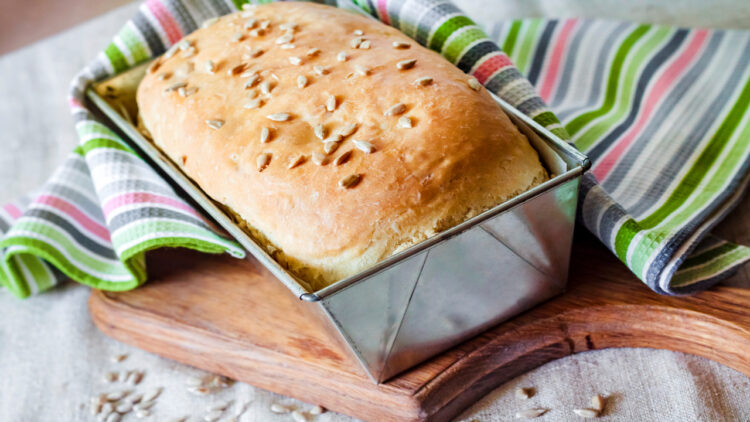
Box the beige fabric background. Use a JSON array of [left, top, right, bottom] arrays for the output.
[[1, 1, 750, 421]]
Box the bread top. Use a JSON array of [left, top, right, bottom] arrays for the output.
[[137, 2, 548, 290]]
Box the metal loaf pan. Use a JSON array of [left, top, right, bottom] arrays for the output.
[[87, 67, 589, 383]]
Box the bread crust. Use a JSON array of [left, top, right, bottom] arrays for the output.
[[137, 2, 548, 289]]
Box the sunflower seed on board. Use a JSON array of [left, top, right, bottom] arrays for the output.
[[396, 59, 417, 70], [115, 402, 132, 414], [515, 387, 532, 399], [266, 112, 291, 122], [337, 51, 348, 62], [189, 386, 211, 395], [591, 394, 605, 411], [314, 65, 329, 76], [339, 173, 361, 189], [413, 76, 433, 86], [204, 410, 223, 422], [288, 154, 306, 169], [165, 81, 187, 92], [134, 400, 156, 411], [515, 408, 548, 419], [359, 40, 371, 49], [573, 408, 600, 418], [260, 127, 271, 143], [105, 413, 121, 422], [129, 371, 144, 385], [350, 37, 364, 48], [338, 123, 358, 137], [111, 353, 128, 363], [297, 75, 308, 88], [106, 391, 129, 401], [397, 116, 413, 128], [313, 124, 326, 140], [353, 139, 375, 153], [103, 372, 118, 383], [326, 95, 337, 112], [270, 403, 290, 414], [385, 102, 406, 116], [291, 410, 308, 422], [91, 395, 106, 415], [312, 152, 327, 166], [280, 43, 295, 49], [127, 393, 143, 404], [257, 153, 272, 171], [306, 47, 321, 56], [334, 150, 353, 166], [467, 77, 482, 91], [202, 17, 219, 28], [354, 64, 370, 76], [289, 56, 303, 66], [206, 119, 225, 129], [186, 376, 204, 387], [208, 400, 232, 412], [309, 405, 325, 415], [392, 41, 410, 49], [323, 140, 340, 155]]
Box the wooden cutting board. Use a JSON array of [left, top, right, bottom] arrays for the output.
[[89, 225, 750, 422]]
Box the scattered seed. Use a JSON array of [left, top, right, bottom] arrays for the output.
[[244, 75, 260, 89], [291, 410, 307, 422], [385, 102, 406, 116], [248, 28, 264, 37], [337, 51, 348, 62], [289, 56, 303, 66], [106, 391, 128, 401], [353, 139, 375, 153], [259, 80, 272, 95], [516, 408, 548, 419], [326, 95, 337, 112], [573, 408, 600, 418], [288, 154, 306, 169], [127, 393, 143, 404], [135, 400, 156, 411], [276, 33, 294, 45], [203, 410, 223, 422], [202, 17, 219, 28], [280, 43, 295, 49], [243, 18, 257, 30], [246, 48, 264, 58], [396, 59, 417, 70], [228, 63, 248, 76], [232, 32, 245, 42], [392, 41, 410, 49], [260, 127, 271, 143], [130, 371, 144, 386], [397, 116, 413, 128], [103, 372, 118, 383], [323, 140, 340, 154], [208, 400, 232, 412], [259, 19, 271, 30], [105, 412, 121, 422], [188, 386, 210, 395], [354, 64, 370, 76], [515, 387, 532, 399], [257, 153, 271, 171], [91, 395, 106, 415], [270, 403, 290, 414], [314, 65, 329, 76], [206, 119, 224, 129], [359, 40, 371, 49], [350, 37, 364, 48], [115, 402, 132, 414], [135, 409, 151, 419], [339, 173, 361, 189], [167, 417, 187, 422], [178, 86, 198, 97], [314, 124, 326, 140], [413, 76, 433, 86], [156, 72, 171, 81], [186, 376, 204, 387], [266, 112, 290, 122], [591, 394, 605, 412], [338, 123, 358, 137], [306, 47, 321, 56], [309, 405, 325, 416], [312, 152, 327, 166], [297, 75, 308, 88], [165, 81, 187, 92], [101, 402, 114, 416], [467, 76, 482, 91], [334, 150, 353, 166]]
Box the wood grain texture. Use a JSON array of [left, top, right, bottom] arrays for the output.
[[89, 227, 750, 422]]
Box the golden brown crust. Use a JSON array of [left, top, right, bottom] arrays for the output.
[[136, 2, 548, 289]]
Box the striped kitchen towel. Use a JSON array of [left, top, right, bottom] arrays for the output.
[[1, 0, 748, 298]]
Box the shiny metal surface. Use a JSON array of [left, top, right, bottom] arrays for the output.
[[88, 79, 588, 384]]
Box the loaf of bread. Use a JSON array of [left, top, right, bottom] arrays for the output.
[[136, 2, 548, 290]]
